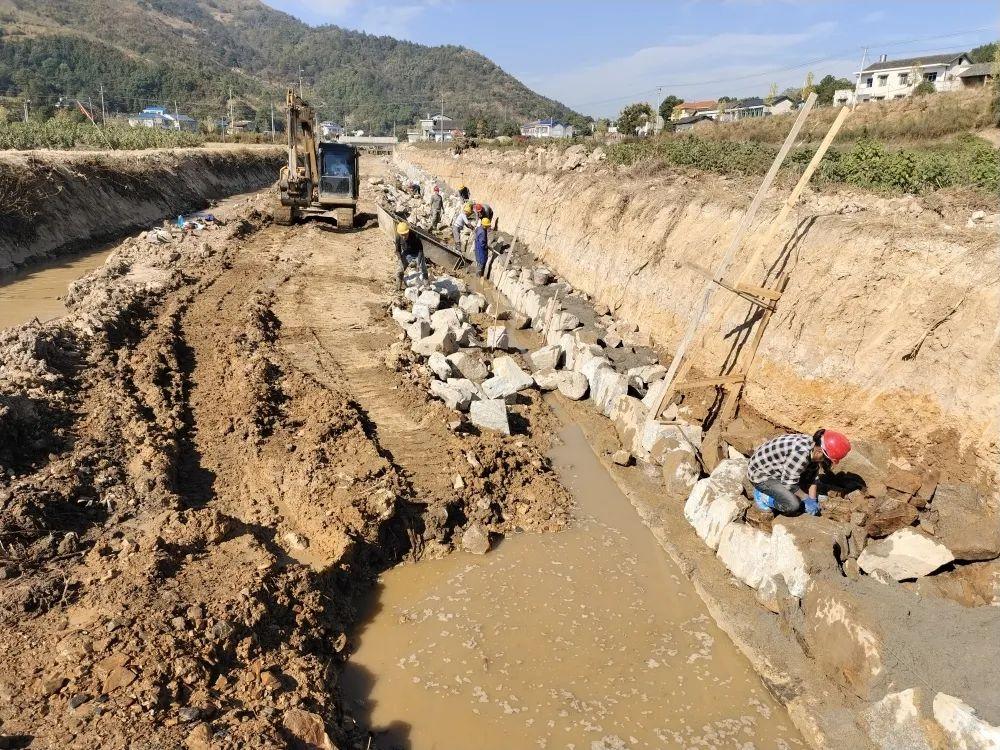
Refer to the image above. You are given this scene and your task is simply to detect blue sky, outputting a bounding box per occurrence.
[264,1,999,117]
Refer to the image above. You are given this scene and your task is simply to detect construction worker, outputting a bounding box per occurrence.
[451,202,476,254]
[394,221,428,289]
[474,217,490,276]
[429,186,443,228]
[472,202,496,233]
[746,429,851,515]
[457,182,470,202]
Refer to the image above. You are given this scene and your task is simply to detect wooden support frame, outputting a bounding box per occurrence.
[673,375,746,391]
[682,262,780,311]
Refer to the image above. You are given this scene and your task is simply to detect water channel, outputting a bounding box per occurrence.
[0,247,111,329]
[342,423,803,750]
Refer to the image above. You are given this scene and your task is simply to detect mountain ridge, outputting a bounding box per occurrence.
[0,0,586,133]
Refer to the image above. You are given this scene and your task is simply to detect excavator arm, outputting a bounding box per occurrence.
[276,89,318,221]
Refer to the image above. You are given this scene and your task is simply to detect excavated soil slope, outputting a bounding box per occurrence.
[398,145,1000,492]
[0,145,284,273]
[0,170,569,748]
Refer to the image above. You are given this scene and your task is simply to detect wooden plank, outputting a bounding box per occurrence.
[734,284,782,301]
[682,262,776,310]
[650,92,818,419]
[673,375,746,390]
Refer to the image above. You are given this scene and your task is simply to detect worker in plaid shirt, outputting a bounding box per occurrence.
[747,429,851,514]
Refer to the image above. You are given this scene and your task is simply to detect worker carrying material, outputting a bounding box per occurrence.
[429,186,443,228]
[394,221,428,289]
[474,217,490,277]
[472,202,497,233]
[746,429,851,515]
[451,202,476,254]
[457,183,470,202]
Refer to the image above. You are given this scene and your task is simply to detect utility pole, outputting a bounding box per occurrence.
[299,69,304,98]
[228,87,234,139]
[23,98,28,122]
[174,99,180,130]
[853,46,869,111]
[100,83,107,125]
[270,102,275,142]
[439,92,444,142]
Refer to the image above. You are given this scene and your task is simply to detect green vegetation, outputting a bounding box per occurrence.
[658,95,682,124]
[0,0,582,137]
[0,119,205,149]
[607,133,999,194]
[616,102,654,136]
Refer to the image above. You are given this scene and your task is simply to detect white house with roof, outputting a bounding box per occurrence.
[521,118,575,138]
[128,106,198,131]
[416,114,456,141]
[319,121,343,139]
[834,52,974,106]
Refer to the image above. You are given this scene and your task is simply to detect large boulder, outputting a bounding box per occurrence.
[770,515,850,597]
[910,558,1000,607]
[528,344,561,372]
[481,356,534,400]
[485,326,509,349]
[404,320,431,341]
[431,275,466,301]
[429,380,472,411]
[860,689,935,750]
[430,306,467,332]
[591,367,628,417]
[858,528,954,581]
[458,292,487,315]
[391,306,415,327]
[411,329,458,357]
[611,395,647,456]
[532,368,561,391]
[931,483,1000,562]
[661,448,700,497]
[427,352,453,381]
[556,371,589,400]
[469,399,510,435]
[683,458,747,550]
[416,289,442,311]
[717,522,773,590]
[446,352,489,383]
[932,693,1000,749]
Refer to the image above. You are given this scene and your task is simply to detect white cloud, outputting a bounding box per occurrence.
[863,10,887,23]
[518,23,851,117]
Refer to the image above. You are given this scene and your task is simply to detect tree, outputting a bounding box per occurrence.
[657,94,682,123]
[813,74,853,105]
[968,41,998,63]
[717,96,737,104]
[617,102,653,136]
[764,83,777,106]
[594,118,610,135]
[499,121,520,137]
[913,80,936,96]
[800,71,815,102]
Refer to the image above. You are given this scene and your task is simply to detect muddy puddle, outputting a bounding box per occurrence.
[342,424,803,750]
[0,247,110,328]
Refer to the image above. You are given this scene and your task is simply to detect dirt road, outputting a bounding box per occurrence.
[0,164,568,749]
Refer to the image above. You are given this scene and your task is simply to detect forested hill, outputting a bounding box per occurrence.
[0,0,585,134]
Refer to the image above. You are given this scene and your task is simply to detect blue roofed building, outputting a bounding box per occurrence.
[128,106,198,132]
[521,118,574,138]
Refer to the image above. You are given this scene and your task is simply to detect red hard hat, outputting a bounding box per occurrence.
[473,203,483,212]
[433,186,440,192]
[821,430,851,461]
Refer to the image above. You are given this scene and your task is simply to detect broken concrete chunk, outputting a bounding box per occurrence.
[528,345,561,372]
[858,528,954,580]
[430,275,466,301]
[411,329,458,357]
[416,289,442,311]
[551,311,581,331]
[412,302,432,321]
[446,378,481,405]
[930,483,1000,561]
[532,367,561,391]
[446,351,489,383]
[427,352,453,381]
[404,320,431,341]
[482,356,534,400]
[458,292,487,315]
[486,326,509,349]
[391,306,415,327]
[429,380,470,411]
[556,371,589,400]
[469,399,510,435]
[683,458,748,550]
[430,306,467,332]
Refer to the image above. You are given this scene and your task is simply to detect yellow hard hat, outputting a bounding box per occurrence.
[457,183,466,190]
[463,202,473,215]
[396,221,410,235]
[481,217,491,227]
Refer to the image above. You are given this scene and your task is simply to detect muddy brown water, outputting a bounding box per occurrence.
[342,423,803,750]
[0,247,111,328]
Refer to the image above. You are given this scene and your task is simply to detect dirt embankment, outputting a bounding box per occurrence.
[397,145,1000,492]
[0,145,284,273]
[0,174,569,748]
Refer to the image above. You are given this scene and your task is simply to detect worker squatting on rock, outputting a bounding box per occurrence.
[746,429,852,515]
[472,201,496,233]
[457,183,470,202]
[429,186,443,228]
[394,221,428,289]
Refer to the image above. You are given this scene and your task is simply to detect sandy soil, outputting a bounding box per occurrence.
[0,162,569,749]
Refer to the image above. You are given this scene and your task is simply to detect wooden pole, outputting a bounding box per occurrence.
[649,92,817,418]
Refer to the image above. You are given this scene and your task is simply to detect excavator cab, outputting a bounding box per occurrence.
[275,89,359,228]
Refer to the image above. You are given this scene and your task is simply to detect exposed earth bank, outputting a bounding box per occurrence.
[396,144,999,494]
[0,145,284,273]
[0,169,569,748]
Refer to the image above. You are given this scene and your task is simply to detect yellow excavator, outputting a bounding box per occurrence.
[274,89,359,227]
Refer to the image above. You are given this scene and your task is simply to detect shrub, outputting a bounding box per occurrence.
[0,121,205,150]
